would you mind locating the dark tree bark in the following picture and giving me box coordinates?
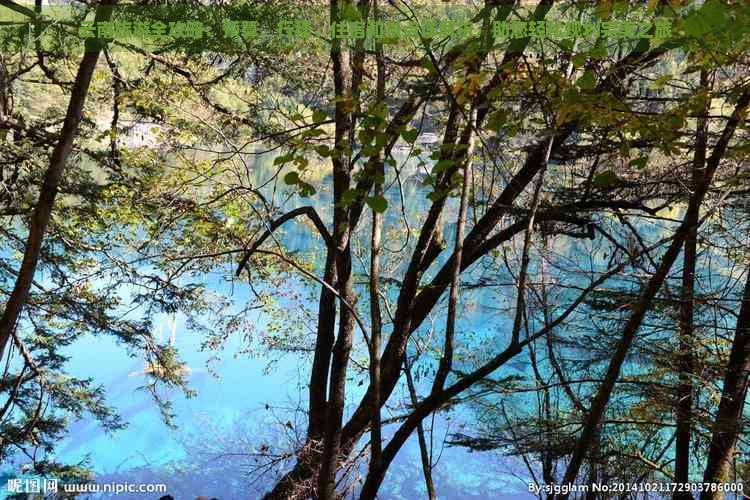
[367,6,386,472]
[0,0,115,360]
[673,70,710,499]
[308,251,337,441]
[317,1,358,497]
[404,354,437,500]
[700,272,750,499]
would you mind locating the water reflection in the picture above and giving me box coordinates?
[39,146,547,499]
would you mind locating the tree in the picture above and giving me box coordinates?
[3,1,750,497]
[0,0,280,478]
[236,2,741,498]
[0,0,115,360]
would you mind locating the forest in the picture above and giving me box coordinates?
[1,0,750,498]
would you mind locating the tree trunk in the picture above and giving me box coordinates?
[308,251,337,441]
[367,8,386,471]
[317,1,356,497]
[674,70,709,499]
[404,355,436,500]
[0,0,115,360]
[700,272,750,499]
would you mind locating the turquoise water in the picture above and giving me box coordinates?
[48,265,533,498]
[1,149,540,499]
[8,144,720,498]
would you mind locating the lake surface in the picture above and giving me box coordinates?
[7,136,733,499]
[0,146,540,499]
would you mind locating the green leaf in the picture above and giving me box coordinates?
[304,128,325,137]
[365,195,388,213]
[589,46,608,60]
[283,171,299,185]
[312,110,328,123]
[274,153,294,166]
[427,190,446,202]
[341,3,361,21]
[652,74,672,89]
[486,110,508,133]
[559,39,574,52]
[373,132,387,148]
[669,114,684,129]
[340,188,359,206]
[577,69,596,91]
[572,53,587,67]
[433,159,454,174]
[401,128,419,144]
[487,86,503,101]
[298,181,316,197]
[358,129,372,145]
[421,57,436,73]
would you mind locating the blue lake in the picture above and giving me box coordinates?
[1,148,541,499]
[6,142,706,499]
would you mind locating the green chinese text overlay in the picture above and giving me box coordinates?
[0,2,748,55]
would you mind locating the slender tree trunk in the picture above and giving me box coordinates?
[700,272,750,499]
[0,58,8,122]
[432,114,475,393]
[308,252,337,440]
[674,70,710,499]
[674,230,697,492]
[584,429,600,500]
[367,7,386,472]
[0,0,115,360]
[366,141,384,476]
[528,334,554,487]
[317,2,356,497]
[404,355,437,500]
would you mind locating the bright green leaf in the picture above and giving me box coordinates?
[365,195,388,213]
[401,128,419,144]
[283,171,299,185]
